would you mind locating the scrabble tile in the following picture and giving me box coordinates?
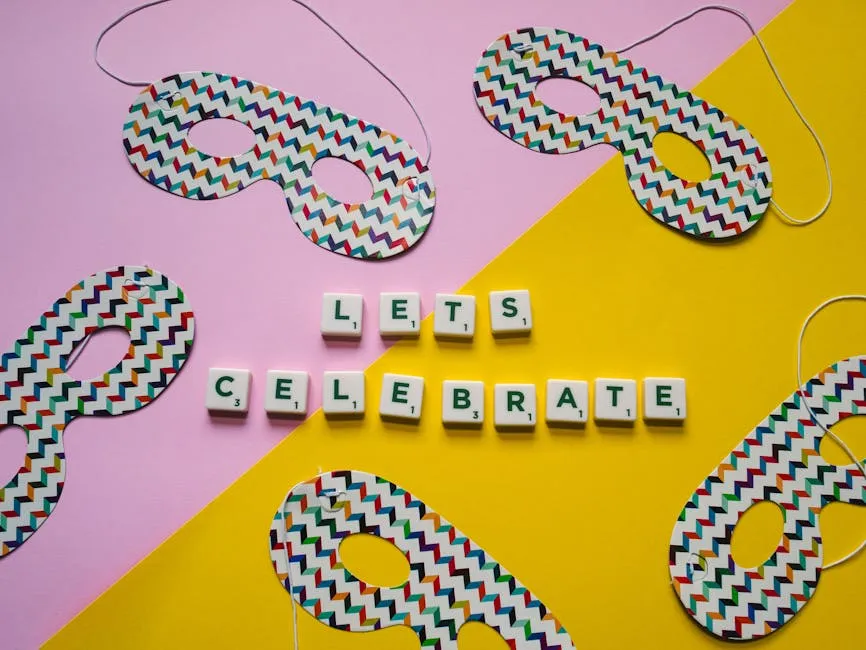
[379,373,424,420]
[206,368,251,413]
[433,294,476,338]
[321,293,363,338]
[489,290,532,334]
[442,380,484,425]
[322,371,365,415]
[494,383,536,428]
[264,370,309,416]
[643,377,687,421]
[545,379,588,424]
[379,292,421,337]
[594,378,636,422]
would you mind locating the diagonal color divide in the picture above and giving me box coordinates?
[43,1,866,647]
[0,0,796,645]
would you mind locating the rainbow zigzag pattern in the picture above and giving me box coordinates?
[473,27,772,239]
[0,266,195,557]
[270,470,576,649]
[123,72,435,260]
[669,356,866,640]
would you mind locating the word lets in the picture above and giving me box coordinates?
[321,290,532,338]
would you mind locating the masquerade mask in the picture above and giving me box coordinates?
[270,470,577,648]
[473,27,772,239]
[0,266,194,556]
[669,355,866,639]
[124,72,435,259]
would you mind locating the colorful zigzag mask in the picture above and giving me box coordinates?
[0,266,195,557]
[473,27,772,239]
[269,470,576,649]
[669,356,866,640]
[123,72,435,259]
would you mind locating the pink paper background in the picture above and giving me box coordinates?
[0,0,791,647]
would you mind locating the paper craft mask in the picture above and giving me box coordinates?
[473,27,772,239]
[0,266,195,557]
[123,72,435,259]
[270,470,576,649]
[669,356,866,640]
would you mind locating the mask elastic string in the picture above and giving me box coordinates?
[796,296,866,570]
[615,4,831,227]
[94,0,170,87]
[94,0,432,166]
[61,333,93,374]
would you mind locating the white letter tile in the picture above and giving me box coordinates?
[264,370,309,416]
[489,290,532,334]
[442,380,485,425]
[433,294,475,339]
[594,378,636,423]
[321,293,363,338]
[322,371,365,415]
[206,368,251,413]
[545,379,588,424]
[379,373,424,420]
[643,377,686,421]
[494,383,536,429]
[379,293,421,337]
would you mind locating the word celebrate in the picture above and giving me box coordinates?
[205,370,686,427]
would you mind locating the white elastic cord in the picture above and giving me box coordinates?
[280,489,301,650]
[797,296,866,570]
[94,0,171,87]
[615,4,831,226]
[94,0,432,165]
[64,334,93,372]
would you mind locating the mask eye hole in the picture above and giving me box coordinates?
[188,117,256,158]
[652,131,712,183]
[534,76,601,118]
[0,425,28,487]
[731,500,785,569]
[458,621,509,648]
[64,326,132,382]
[311,156,373,204]
[818,413,866,467]
[339,532,410,588]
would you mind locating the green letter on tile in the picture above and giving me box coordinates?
[453,388,471,409]
[275,378,293,400]
[556,387,578,409]
[391,299,408,320]
[215,376,234,397]
[392,382,409,404]
[507,391,525,412]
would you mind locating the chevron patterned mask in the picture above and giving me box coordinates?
[669,356,866,640]
[269,470,577,649]
[0,266,195,557]
[473,27,772,239]
[123,72,436,260]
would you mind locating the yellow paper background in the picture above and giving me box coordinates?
[46,0,866,647]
